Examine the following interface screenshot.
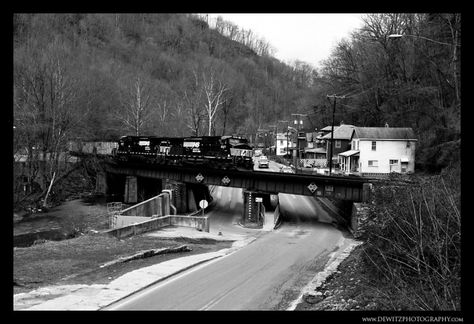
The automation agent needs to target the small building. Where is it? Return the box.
[338,127,417,175]
[321,124,356,166]
[275,132,294,156]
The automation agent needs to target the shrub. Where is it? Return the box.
[361,164,461,310]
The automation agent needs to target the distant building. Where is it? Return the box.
[68,141,118,155]
[338,127,417,175]
[275,132,294,156]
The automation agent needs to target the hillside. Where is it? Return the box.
[13,13,316,142]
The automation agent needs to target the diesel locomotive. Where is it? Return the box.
[114,135,254,170]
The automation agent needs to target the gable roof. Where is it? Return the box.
[321,126,334,131]
[321,124,356,140]
[353,127,417,140]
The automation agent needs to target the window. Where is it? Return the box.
[335,140,341,148]
[368,160,378,167]
[280,148,286,154]
[406,141,411,148]
[280,140,284,145]
[357,141,359,150]
[389,159,398,165]
[371,141,376,151]
[401,162,408,173]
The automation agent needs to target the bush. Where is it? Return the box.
[361,164,461,310]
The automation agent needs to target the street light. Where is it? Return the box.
[291,114,307,173]
[388,32,460,107]
[387,33,459,47]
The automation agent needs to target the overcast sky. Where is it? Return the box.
[207,14,366,69]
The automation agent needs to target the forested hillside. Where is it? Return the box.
[13,14,317,141]
[13,13,460,203]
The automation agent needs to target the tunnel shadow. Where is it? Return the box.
[279,207,352,237]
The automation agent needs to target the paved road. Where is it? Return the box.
[107,223,346,310]
[106,178,349,310]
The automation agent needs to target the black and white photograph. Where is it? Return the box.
[13,13,462,318]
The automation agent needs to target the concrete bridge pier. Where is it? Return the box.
[95,171,107,194]
[123,176,163,204]
[124,176,138,203]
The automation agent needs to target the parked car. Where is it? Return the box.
[258,157,269,168]
[280,166,295,173]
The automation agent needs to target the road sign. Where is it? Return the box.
[221,176,231,185]
[199,200,208,209]
[307,183,318,193]
[195,173,204,182]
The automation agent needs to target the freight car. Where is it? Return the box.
[114,135,254,170]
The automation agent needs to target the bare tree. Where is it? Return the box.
[14,37,88,205]
[201,68,228,136]
[115,74,155,136]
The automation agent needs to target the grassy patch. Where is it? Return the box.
[14,234,181,289]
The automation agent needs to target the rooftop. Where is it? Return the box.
[321,125,356,140]
[353,127,417,140]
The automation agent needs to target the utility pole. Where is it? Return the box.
[326,95,345,176]
[291,113,307,173]
[278,120,289,161]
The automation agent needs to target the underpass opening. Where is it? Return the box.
[276,193,353,232]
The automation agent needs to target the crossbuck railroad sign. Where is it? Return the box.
[195,173,204,183]
[307,182,318,193]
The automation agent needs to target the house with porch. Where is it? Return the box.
[338,127,417,176]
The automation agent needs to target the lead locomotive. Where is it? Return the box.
[114,135,254,171]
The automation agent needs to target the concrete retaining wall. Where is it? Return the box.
[113,216,151,228]
[120,192,171,217]
[170,215,209,232]
[104,215,209,239]
[351,202,371,239]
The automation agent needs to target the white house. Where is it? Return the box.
[338,127,417,175]
[275,132,295,156]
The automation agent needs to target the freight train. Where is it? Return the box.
[114,135,254,170]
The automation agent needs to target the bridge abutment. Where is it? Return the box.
[164,180,211,214]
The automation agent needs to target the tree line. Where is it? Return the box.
[311,13,460,170]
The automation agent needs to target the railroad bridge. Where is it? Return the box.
[97,160,373,227]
